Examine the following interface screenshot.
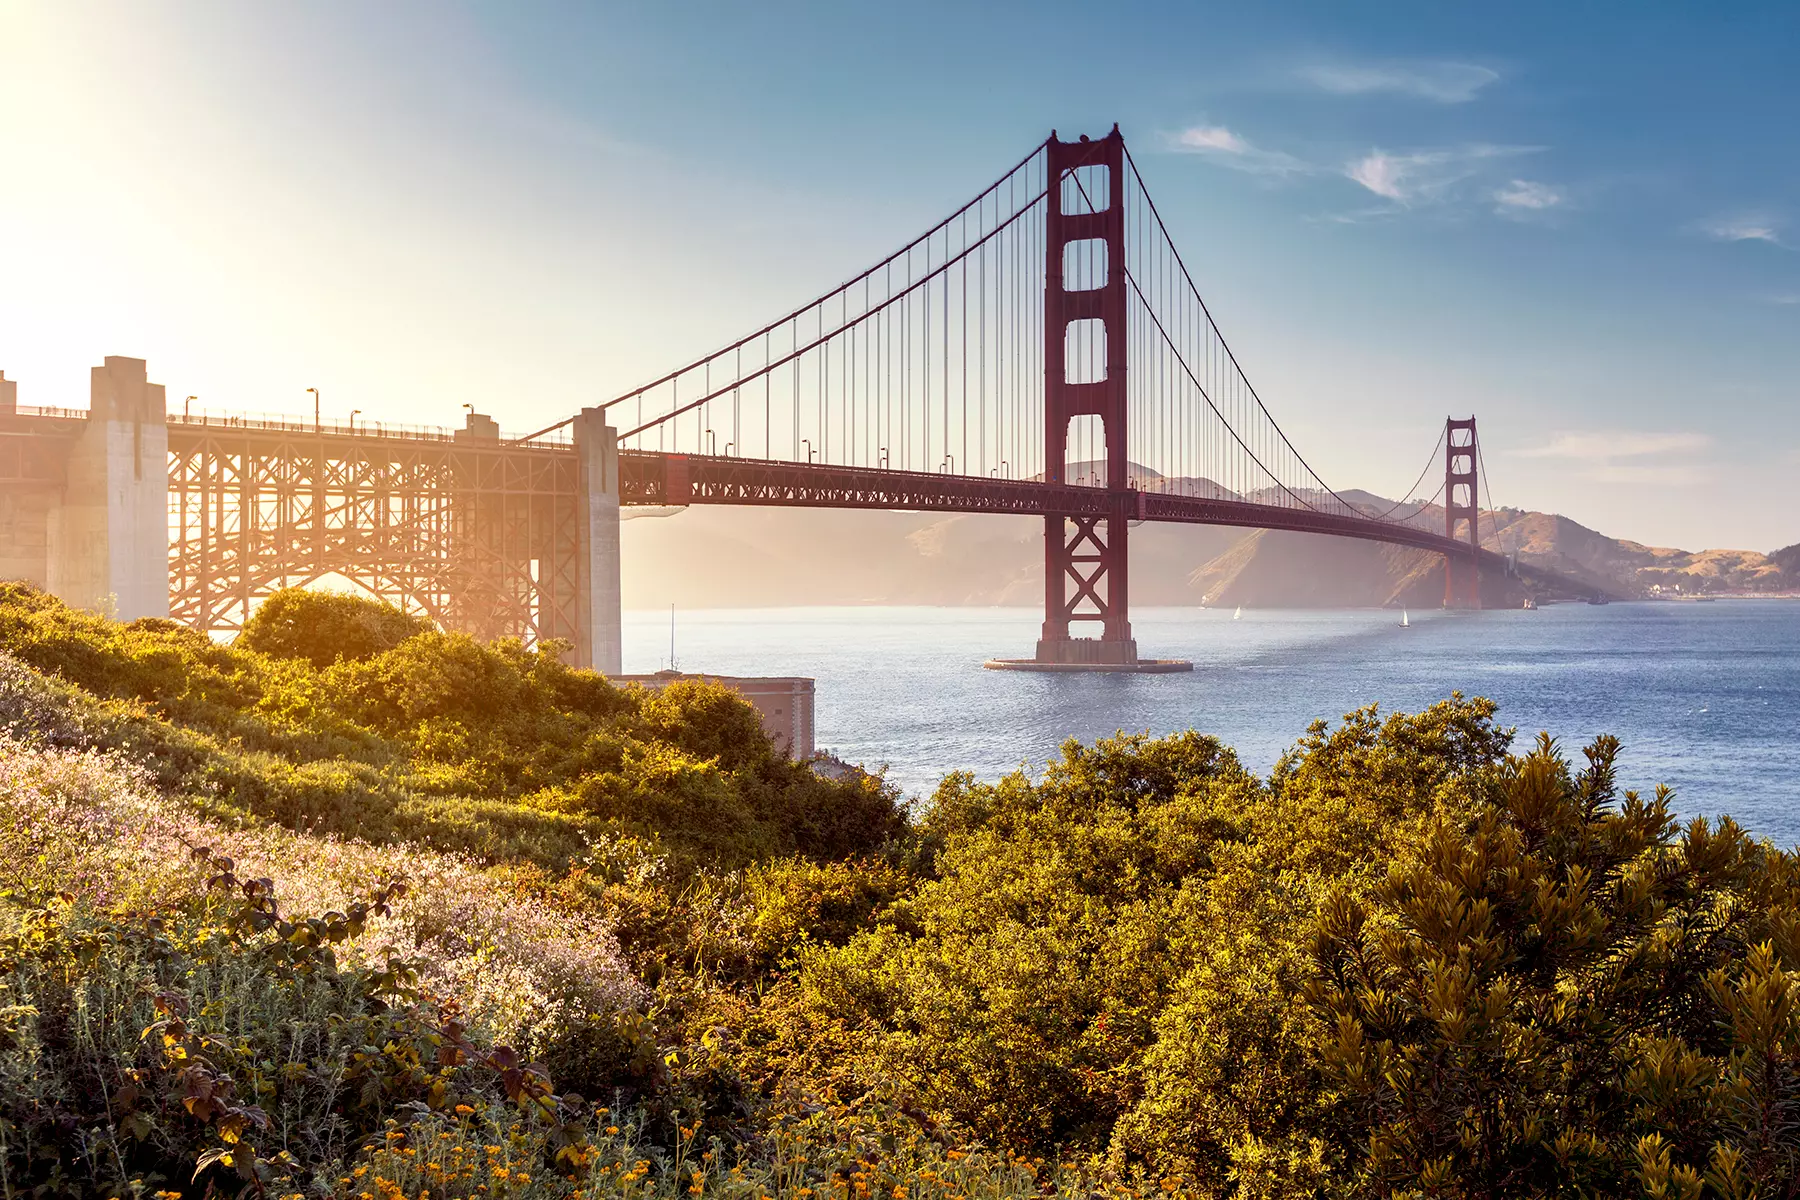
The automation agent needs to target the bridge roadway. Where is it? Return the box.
[616,449,1589,600]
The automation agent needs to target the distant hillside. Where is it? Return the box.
[1484,510,1789,596]
[620,494,1794,609]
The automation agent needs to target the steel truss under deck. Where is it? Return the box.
[167,424,581,645]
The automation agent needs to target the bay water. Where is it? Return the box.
[623,602,1800,845]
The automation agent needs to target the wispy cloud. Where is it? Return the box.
[1770,293,1800,305]
[1343,144,1539,206]
[1299,61,1500,104]
[1171,123,1566,226]
[1522,431,1713,460]
[1168,125,1312,176]
[1493,179,1563,216]
[1698,212,1787,247]
[1519,430,1713,484]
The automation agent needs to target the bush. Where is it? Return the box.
[237,586,434,667]
[1310,733,1800,1196]
[0,587,904,874]
[780,700,1522,1189]
[0,880,539,1198]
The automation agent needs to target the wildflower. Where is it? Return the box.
[456,1104,476,1114]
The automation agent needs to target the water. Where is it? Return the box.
[623,603,1800,845]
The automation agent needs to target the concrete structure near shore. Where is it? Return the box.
[613,670,815,760]
[3,358,170,621]
[573,407,623,676]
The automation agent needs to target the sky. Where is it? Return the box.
[1,1,1796,550]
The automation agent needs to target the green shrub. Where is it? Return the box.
[781,700,1516,1190]
[0,881,509,1198]
[0,587,903,874]
[237,586,434,667]
[1310,733,1800,1197]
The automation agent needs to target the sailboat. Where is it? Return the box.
[1400,609,1411,628]
[1233,606,1242,621]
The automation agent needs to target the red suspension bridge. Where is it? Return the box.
[538,126,1574,670]
[0,127,1597,674]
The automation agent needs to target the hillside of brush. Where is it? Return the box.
[3,583,1799,1198]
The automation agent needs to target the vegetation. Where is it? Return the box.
[1773,541,1800,581]
[0,582,901,871]
[1,583,1795,1198]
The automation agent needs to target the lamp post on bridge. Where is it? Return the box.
[349,409,360,436]
[307,388,319,433]
[184,395,196,421]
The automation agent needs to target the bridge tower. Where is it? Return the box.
[1443,417,1481,608]
[1032,127,1140,667]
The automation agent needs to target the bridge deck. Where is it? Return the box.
[0,407,1604,606]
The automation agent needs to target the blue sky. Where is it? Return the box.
[1,1,1795,548]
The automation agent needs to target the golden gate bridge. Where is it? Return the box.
[0,127,1599,674]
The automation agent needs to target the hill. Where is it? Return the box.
[3,587,1797,1196]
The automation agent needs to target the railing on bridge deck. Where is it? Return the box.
[168,409,576,447]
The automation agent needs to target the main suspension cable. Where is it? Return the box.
[1121,142,1369,518]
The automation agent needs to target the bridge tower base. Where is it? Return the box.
[45,357,170,621]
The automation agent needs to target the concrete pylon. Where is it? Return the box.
[573,407,622,675]
[46,357,170,620]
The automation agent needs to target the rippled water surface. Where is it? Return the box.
[623,602,1800,844]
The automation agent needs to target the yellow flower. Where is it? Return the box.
[456,1104,476,1115]
[607,1126,620,1135]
